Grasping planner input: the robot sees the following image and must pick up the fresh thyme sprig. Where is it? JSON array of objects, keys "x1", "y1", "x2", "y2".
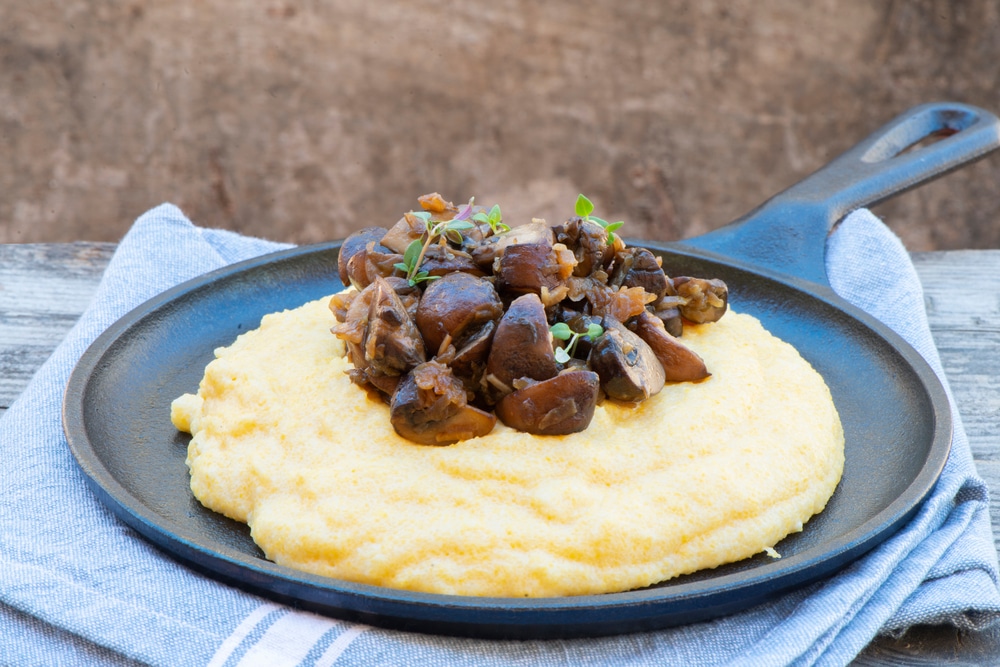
[
  {"x1": 393, "y1": 212, "x2": 477, "y2": 286},
  {"x1": 575, "y1": 194, "x2": 624, "y2": 244},
  {"x1": 550, "y1": 321, "x2": 604, "y2": 363},
  {"x1": 472, "y1": 203, "x2": 509, "y2": 234}
]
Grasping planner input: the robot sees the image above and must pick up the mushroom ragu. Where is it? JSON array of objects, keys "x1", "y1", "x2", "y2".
[{"x1": 330, "y1": 193, "x2": 728, "y2": 444}]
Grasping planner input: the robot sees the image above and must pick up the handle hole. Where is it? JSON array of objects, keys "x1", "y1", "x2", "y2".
[
  {"x1": 897, "y1": 128, "x2": 959, "y2": 155},
  {"x1": 860, "y1": 108, "x2": 979, "y2": 164}
]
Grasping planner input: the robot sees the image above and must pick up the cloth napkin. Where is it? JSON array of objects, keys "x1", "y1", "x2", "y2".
[{"x1": 1, "y1": 204, "x2": 998, "y2": 666}]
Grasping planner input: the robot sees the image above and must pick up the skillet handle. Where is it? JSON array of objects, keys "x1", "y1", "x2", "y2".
[{"x1": 682, "y1": 102, "x2": 1000, "y2": 287}]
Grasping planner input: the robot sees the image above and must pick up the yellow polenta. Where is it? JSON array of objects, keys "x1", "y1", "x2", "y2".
[{"x1": 171, "y1": 295, "x2": 844, "y2": 597}]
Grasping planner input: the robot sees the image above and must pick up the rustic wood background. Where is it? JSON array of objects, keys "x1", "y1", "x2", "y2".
[{"x1": 2, "y1": 1, "x2": 1000, "y2": 249}]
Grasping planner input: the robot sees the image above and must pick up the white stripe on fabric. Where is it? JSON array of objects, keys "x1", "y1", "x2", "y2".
[
  {"x1": 236, "y1": 609, "x2": 342, "y2": 667},
  {"x1": 207, "y1": 603, "x2": 282, "y2": 667},
  {"x1": 314, "y1": 625, "x2": 370, "y2": 667}
]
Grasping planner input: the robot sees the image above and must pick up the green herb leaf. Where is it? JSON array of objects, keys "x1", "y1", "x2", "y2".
[
  {"x1": 575, "y1": 194, "x2": 595, "y2": 218},
  {"x1": 550, "y1": 322, "x2": 573, "y2": 340},
  {"x1": 402, "y1": 238, "x2": 423, "y2": 268},
  {"x1": 585, "y1": 323, "x2": 604, "y2": 340},
  {"x1": 393, "y1": 262, "x2": 409, "y2": 273},
  {"x1": 554, "y1": 347, "x2": 571, "y2": 364},
  {"x1": 475, "y1": 204, "x2": 509, "y2": 234},
  {"x1": 408, "y1": 270, "x2": 438, "y2": 286}
]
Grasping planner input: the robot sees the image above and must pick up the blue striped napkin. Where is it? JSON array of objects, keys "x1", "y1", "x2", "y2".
[{"x1": 1, "y1": 204, "x2": 997, "y2": 666}]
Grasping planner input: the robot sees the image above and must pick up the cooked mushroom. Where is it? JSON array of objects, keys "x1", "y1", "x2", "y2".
[
  {"x1": 496, "y1": 242, "x2": 564, "y2": 295},
  {"x1": 495, "y1": 370, "x2": 600, "y2": 435},
  {"x1": 390, "y1": 361, "x2": 496, "y2": 445},
  {"x1": 674, "y1": 277, "x2": 729, "y2": 323},
  {"x1": 329, "y1": 280, "x2": 402, "y2": 396},
  {"x1": 649, "y1": 294, "x2": 684, "y2": 338},
  {"x1": 331, "y1": 193, "x2": 731, "y2": 444},
  {"x1": 418, "y1": 243, "x2": 485, "y2": 278},
  {"x1": 380, "y1": 211, "x2": 429, "y2": 254},
  {"x1": 363, "y1": 244, "x2": 405, "y2": 284},
  {"x1": 552, "y1": 217, "x2": 612, "y2": 276},
  {"x1": 495, "y1": 219, "x2": 554, "y2": 252},
  {"x1": 338, "y1": 227, "x2": 388, "y2": 289},
  {"x1": 448, "y1": 320, "x2": 496, "y2": 391},
  {"x1": 485, "y1": 293, "x2": 559, "y2": 393},
  {"x1": 611, "y1": 247, "x2": 669, "y2": 299},
  {"x1": 589, "y1": 316, "x2": 666, "y2": 401},
  {"x1": 364, "y1": 277, "x2": 426, "y2": 377},
  {"x1": 629, "y1": 311, "x2": 709, "y2": 382},
  {"x1": 415, "y1": 272, "x2": 504, "y2": 355}
]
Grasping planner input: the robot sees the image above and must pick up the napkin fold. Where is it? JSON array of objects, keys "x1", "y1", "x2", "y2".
[{"x1": 1, "y1": 204, "x2": 998, "y2": 666}]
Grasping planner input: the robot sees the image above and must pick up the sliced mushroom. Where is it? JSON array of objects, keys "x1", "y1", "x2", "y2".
[
  {"x1": 589, "y1": 316, "x2": 665, "y2": 401},
  {"x1": 364, "y1": 277, "x2": 426, "y2": 377},
  {"x1": 380, "y1": 211, "x2": 429, "y2": 254},
  {"x1": 381, "y1": 276, "x2": 422, "y2": 321},
  {"x1": 415, "y1": 272, "x2": 504, "y2": 354},
  {"x1": 485, "y1": 293, "x2": 559, "y2": 392},
  {"x1": 630, "y1": 310, "x2": 709, "y2": 382},
  {"x1": 448, "y1": 320, "x2": 496, "y2": 391},
  {"x1": 390, "y1": 362, "x2": 496, "y2": 445},
  {"x1": 494, "y1": 219, "x2": 554, "y2": 252},
  {"x1": 495, "y1": 370, "x2": 600, "y2": 435},
  {"x1": 674, "y1": 277, "x2": 729, "y2": 323}
]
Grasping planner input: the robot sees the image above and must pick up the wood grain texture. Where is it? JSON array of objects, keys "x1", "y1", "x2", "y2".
[
  {"x1": 1, "y1": 242, "x2": 998, "y2": 663},
  {"x1": 0, "y1": 242, "x2": 115, "y2": 411}
]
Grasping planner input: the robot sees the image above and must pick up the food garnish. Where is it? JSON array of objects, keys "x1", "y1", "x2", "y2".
[{"x1": 331, "y1": 193, "x2": 728, "y2": 444}]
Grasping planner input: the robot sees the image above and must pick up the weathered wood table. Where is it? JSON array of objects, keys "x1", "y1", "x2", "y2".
[{"x1": 1, "y1": 242, "x2": 999, "y2": 665}]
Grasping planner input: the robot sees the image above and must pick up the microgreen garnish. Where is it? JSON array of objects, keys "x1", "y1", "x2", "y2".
[
  {"x1": 550, "y1": 321, "x2": 604, "y2": 363},
  {"x1": 393, "y1": 213, "x2": 477, "y2": 286},
  {"x1": 574, "y1": 194, "x2": 624, "y2": 245},
  {"x1": 472, "y1": 203, "x2": 509, "y2": 234}
]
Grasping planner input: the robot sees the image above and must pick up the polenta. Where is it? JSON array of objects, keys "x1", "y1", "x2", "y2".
[{"x1": 172, "y1": 296, "x2": 844, "y2": 597}]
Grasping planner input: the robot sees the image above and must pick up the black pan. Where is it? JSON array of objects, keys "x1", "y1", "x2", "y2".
[{"x1": 64, "y1": 102, "x2": 1000, "y2": 639}]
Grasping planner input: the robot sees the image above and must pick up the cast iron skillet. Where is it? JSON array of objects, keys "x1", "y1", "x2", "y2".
[{"x1": 64, "y1": 102, "x2": 1000, "y2": 639}]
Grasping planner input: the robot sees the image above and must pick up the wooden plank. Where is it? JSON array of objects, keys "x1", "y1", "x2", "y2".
[{"x1": 0, "y1": 243, "x2": 114, "y2": 412}]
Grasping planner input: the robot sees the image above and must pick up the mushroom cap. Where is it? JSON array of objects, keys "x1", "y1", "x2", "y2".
[
  {"x1": 415, "y1": 272, "x2": 504, "y2": 355},
  {"x1": 497, "y1": 242, "x2": 563, "y2": 295},
  {"x1": 338, "y1": 226, "x2": 388, "y2": 288},
  {"x1": 486, "y1": 293, "x2": 559, "y2": 391},
  {"x1": 495, "y1": 371, "x2": 600, "y2": 435},
  {"x1": 630, "y1": 310, "x2": 709, "y2": 382}
]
